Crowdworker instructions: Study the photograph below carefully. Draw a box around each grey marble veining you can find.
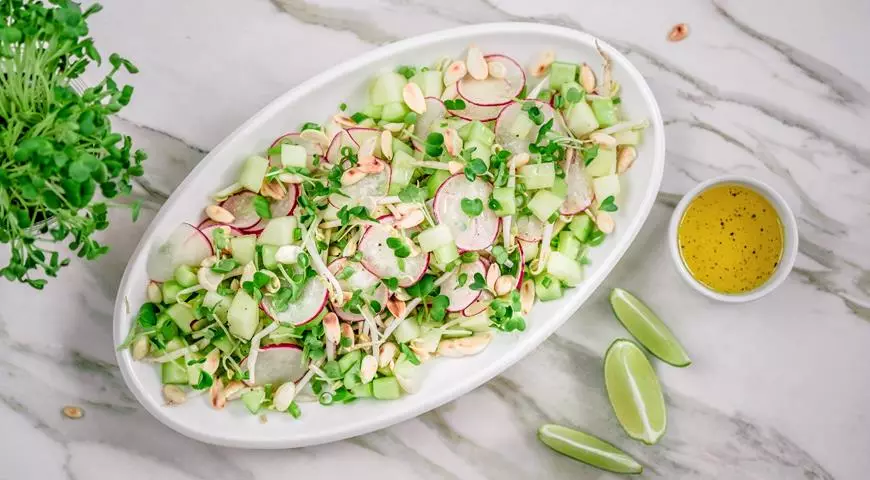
[1,0,869,478]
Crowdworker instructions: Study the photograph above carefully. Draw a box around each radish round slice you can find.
[515,215,544,242]
[457,54,525,107]
[449,102,505,122]
[495,100,565,154]
[413,97,448,150]
[433,174,500,251]
[252,344,307,386]
[359,218,430,287]
[325,130,358,165]
[328,258,388,321]
[560,156,594,215]
[262,278,328,326]
[268,132,324,169]
[146,223,213,282]
[463,290,494,317]
[219,192,262,230]
[198,222,242,249]
[442,259,486,312]
[329,164,391,209]
[242,183,300,232]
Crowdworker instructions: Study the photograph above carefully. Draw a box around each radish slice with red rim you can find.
[146,223,213,282]
[219,192,263,230]
[261,278,328,326]
[242,183,300,232]
[448,103,505,122]
[433,174,500,251]
[198,222,242,249]
[328,164,391,209]
[327,258,388,322]
[441,259,486,312]
[495,100,565,154]
[268,132,324,169]
[251,344,307,386]
[457,54,525,107]
[325,130,358,165]
[358,216,430,287]
[515,214,544,242]
[463,290,494,317]
[412,97,447,150]
[560,154,594,215]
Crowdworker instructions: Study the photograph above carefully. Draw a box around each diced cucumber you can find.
[166,303,194,333]
[458,121,495,146]
[370,72,407,106]
[239,155,269,193]
[186,351,204,385]
[343,368,362,390]
[441,328,473,339]
[227,290,259,340]
[372,376,402,400]
[492,187,516,216]
[261,244,279,269]
[509,114,536,140]
[231,235,257,265]
[338,349,362,374]
[591,98,619,127]
[241,389,266,414]
[546,251,584,286]
[392,318,420,345]
[565,101,599,137]
[614,129,641,146]
[258,216,297,246]
[380,101,408,122]
[361,103,383,121]
[351,383,373,398]
[549,62,579,90]
[560,81,584,102]
[458,312,491,332]
[522,239,540,261]
[433,242,459,266]
[535,274,563,301]
[212,332,235,354]
[173,265,197,288]
[568,215,594,242]
[390,150,417,189]
[280,144,307,169]
[586,147,617,178]
[417,224,453,252]
[593,175,621,205]
[551,176,568,199]
[392,138,413,156]
[558,231,582,259]
[161,280,181,305]
[426,170,451,198]
[528,190,564,222]
[464,139,491,165]
[519,163,556,190]
[410,70,443,98]
[161,358,188,385]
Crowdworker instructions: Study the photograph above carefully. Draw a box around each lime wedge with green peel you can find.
[538,424,643,474]
[609,288,691,367]
[604,339,667,445]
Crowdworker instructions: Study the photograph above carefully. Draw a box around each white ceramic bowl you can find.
[667,175,798,302]
[113,22,665,448]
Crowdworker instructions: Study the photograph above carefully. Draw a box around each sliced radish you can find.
[412,97,447,150]
[346,127,382,157]
[219,192,262,230]
[448,103,505,122]
[433,174,500,251]
[560,154,594,215]
[359,216,429,287]
[252,344,308,386]
[327,258,388,322]
[441,259,486,312]
[463,290,494,317]
[325,130,358,165]
[198,222,242,249]
[243,184,300,232]
[329,164,391,209]
[268,132,324,169]
[495,100,565,154]
[261,278,328,326]
[515,214,544,242]
[146,223,213,282]
[457,54,525,107]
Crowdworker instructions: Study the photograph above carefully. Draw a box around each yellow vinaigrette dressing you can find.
[677,184,784,294]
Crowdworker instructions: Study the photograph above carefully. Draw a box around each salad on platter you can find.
[120,44,648,417]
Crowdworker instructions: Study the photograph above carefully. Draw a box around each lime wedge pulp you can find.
[604,339,667,445]
[609,288,691,367]
[538,424,643,474]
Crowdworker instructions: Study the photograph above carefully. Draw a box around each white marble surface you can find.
[2,0,869,478]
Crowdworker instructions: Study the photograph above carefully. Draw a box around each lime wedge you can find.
[604,339,667,445]
[609,288,691,367]
[538,424,643,474]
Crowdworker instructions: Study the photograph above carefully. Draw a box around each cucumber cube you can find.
[390,150,417,188]
[518,163,556,190]
[212,333,235,354]
[227,290,259,340]
[568,215,593,242]
[458,312,491,332]
[565,101,599,136]
[593,175,621,205]
[491,187,516,216]
[231,235,257,265]
[535,274,563,301]
[161,280,181,305]
[166,303,194,333]
[361,103,383,120]
[351,383,373,398]
[528,190,564,222]
[372,376,402,400]
[392,318,420,345]
[614,129,641,146]
[241,389,266,414]
[280,144,307,169]
[591,98,619,127]
[417,224,453,252]
[338,350,362,374]
[551,176,568,199]
[586,147,617,178]
[549,62,579,90]
[557,231,582,259]
[433,242,460,266]
[370,72,407,106]
[560,81,584,102]
[521,239,539,261]
[380,101,408,122]
[161,358,189,385]
[258,216,297,246]
[464,140,491,165]
[461,121,495,146]
[410,70,443,98]
[392,138,413,156]
[509,115,536,140]
[546,251,584,286]
[173,265,197,288]
[426,170,451,199]
[261,244,279,269]
[239,155,269,193]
